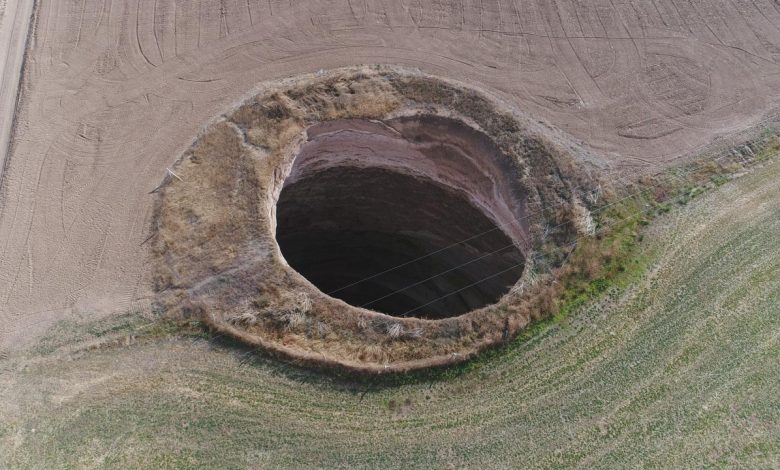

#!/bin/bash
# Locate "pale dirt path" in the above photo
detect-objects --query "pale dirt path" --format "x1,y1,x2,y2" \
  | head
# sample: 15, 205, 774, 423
0, 0, 33, 183
0, 0, 779, 351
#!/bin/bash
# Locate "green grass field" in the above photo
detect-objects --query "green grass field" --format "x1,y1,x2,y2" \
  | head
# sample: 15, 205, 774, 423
2, 158, 779, 469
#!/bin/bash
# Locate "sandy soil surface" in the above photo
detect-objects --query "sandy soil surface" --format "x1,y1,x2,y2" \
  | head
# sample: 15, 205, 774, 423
1, 0, 780, 351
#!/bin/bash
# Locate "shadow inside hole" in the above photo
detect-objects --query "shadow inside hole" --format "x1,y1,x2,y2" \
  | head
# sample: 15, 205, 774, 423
276, 166, 524, 319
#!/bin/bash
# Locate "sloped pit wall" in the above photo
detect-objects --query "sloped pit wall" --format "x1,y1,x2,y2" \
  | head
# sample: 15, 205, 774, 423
275, 116, 529, 318
151, 67, 596, 373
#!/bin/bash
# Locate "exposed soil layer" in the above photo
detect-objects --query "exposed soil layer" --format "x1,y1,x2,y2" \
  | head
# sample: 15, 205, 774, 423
150, 69, 593, 373
276, 117, 527, 318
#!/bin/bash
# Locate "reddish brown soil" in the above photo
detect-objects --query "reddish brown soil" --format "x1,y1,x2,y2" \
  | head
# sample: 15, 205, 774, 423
276, 115, 528, 318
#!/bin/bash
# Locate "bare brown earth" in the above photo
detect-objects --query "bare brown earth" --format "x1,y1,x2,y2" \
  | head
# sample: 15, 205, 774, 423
1, 0, 780, 351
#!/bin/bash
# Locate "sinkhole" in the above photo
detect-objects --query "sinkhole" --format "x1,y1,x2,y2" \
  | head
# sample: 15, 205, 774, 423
275, 115, 529, 319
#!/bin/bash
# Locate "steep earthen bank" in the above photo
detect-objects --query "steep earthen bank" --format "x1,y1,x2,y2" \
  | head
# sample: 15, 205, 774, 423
276, 116, 529, 318
152, 68, 598, 373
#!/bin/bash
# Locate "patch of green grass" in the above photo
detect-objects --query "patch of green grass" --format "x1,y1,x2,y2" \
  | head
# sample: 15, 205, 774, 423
711, 174, 730, 186
158, 130, 780, 387
4, 136, 780, 469
32, 312, 206, 356
755, 134, 780, 162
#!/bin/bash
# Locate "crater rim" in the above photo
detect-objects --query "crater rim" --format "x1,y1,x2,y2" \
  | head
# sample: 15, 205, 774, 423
151, 65, 590, 374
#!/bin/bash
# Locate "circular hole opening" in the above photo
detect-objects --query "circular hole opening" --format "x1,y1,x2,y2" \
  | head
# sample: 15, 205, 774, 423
275, 116, 526, 319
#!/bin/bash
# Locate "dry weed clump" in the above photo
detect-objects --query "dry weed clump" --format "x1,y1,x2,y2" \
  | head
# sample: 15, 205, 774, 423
225, 299, 260, 326
268, 291, 312, 330
229, 93, 307, 152
152, 121, 263, 289
152, 66, 597, 374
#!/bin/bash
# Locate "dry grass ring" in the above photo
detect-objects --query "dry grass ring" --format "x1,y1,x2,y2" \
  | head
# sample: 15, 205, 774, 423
152, 66, 592, 374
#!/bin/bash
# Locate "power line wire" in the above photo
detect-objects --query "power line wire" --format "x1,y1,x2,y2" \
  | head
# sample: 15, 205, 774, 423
363, 145, 780, 316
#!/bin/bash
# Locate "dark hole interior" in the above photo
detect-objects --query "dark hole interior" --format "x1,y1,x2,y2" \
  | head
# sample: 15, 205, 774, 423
275, 166, 525, 319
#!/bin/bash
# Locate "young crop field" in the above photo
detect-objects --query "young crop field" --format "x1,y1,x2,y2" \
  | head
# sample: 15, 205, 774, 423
2, 157, 778, 469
